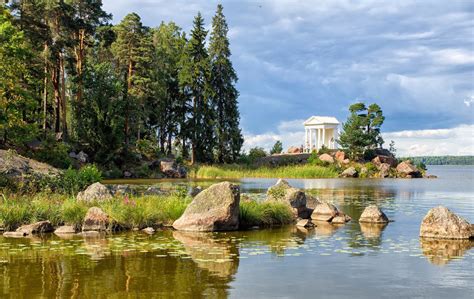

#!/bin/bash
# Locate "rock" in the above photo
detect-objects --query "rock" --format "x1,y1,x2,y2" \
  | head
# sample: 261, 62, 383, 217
305, 195, 321, 209
68, 151, 77, 159
160, 160, 186, 178
145, 186, 166, 195
340, 167, 357, 178
266, 179, 306, 209
335, 151, 345, 162
396, 160, 421, 178
331, 213, 351, 224
82, 207, 110, 232
3, 231, 28, 238
54, 225, 77, 234
319, 153, 334, 163
311, 202, 339, 222
77, 182, 113, 202
16, 221, 54, 235
287, 146, 302, 154
295, 207, 314, 219
123, 171, 133, 178
142, 227, 155, 234
0, 149, 60, 179
76, 151, 88, 163
378, 163, 391, 178
359, 205, 390, 223
372, 155, 397, 168
425, 175, 438, 179
296, 219, 315, 228
172, 182, 240, 231
420, 206, 472, 239
108, 184, 133, 196
342, 159, 350, 165
188, 186, 203, 197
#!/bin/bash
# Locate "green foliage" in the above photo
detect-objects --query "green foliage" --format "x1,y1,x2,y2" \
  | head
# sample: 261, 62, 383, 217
55, 165, 102, 195
239, 200, 293, 227
32, 135, 73, 169
270, 140, 283, 155
317, 145, 331, 155
307, 151, 330, 167
248, 147, 267, 161
61, 199, 88, 228
209, 4, 243, 162
338, 102, 385, 160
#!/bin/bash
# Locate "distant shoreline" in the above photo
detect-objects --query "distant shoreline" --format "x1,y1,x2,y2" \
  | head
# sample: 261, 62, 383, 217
399, 156, 474, 166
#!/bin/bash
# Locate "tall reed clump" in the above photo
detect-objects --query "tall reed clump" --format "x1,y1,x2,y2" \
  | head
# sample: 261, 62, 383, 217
192, 164, 338, 179
239, 200, 293, 228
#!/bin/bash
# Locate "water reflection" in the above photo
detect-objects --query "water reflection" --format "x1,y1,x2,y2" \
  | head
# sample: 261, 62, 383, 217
420, 238, 474, 266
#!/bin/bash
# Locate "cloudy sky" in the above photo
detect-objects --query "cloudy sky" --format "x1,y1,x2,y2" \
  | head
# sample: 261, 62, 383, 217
103, 0, 474, 156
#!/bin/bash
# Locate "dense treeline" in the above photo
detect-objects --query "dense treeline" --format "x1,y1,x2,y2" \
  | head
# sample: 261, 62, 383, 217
0, 1, 242, 169
402, 156, 474, 166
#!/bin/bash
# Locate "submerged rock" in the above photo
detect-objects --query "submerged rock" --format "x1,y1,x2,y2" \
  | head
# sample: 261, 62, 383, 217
173, 182, 240, 231
331, 213, 352, 224
82, 207, 110, 232
311, 202, 338, 222
420, 206, 472, 239
16, 221, 54, 235
142, 227, 155, 234
54, 225, 77, 234
77, 182, 113, 202
296, 218, 315, 228
359, 205, 390, 223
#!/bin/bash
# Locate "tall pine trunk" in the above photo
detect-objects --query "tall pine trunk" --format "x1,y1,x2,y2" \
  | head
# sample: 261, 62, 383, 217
42, 42, 48, 133
60, 52, 67, 138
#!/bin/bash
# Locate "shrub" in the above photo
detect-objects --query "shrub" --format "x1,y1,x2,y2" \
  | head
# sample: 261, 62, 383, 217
61, 199, 88, 227
248, 147, 267, 161
33, 136, 73, 169
55, 164, 102, 194
317, 145, 331, 155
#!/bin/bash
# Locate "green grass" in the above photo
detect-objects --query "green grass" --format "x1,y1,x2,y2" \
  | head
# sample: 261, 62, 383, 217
0, 192, 293, 231
0, 192, 191, 231
191, 164, 339, 179
239, 200, 293, 228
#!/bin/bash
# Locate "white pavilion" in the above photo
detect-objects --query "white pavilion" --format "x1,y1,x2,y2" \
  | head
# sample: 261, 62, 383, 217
303, 116, 339, 153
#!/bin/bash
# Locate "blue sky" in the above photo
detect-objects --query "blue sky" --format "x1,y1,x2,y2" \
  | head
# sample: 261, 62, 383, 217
103, 0, 474, 156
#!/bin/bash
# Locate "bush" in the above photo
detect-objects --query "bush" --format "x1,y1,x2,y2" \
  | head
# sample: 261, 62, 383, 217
55, 164, 102, 195
32, 136, 73, 169
317, 145, 331, 155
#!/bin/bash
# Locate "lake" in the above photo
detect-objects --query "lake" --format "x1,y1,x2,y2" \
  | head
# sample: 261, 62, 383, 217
1, 165, 473, 298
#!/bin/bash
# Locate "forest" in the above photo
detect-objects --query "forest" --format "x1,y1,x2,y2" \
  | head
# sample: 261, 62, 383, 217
0, 1, 242, 171
402, 156, 474, 166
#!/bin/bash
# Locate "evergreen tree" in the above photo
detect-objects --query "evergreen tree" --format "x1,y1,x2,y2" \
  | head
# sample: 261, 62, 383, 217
209, 4, 242, 162
111, 13, 148, 149
338, 102, 385, 160
270, 140, 283, 155
179, 12, 214, 164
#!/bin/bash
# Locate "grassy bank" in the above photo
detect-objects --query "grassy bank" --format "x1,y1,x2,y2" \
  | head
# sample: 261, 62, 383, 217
0, 193, 294, 232
190, 164, 339, 179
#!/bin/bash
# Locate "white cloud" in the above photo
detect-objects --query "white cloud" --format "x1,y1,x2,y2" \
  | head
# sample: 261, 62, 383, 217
383, 124, 474, 156
464, 95, 474, 107
243, 119, 305, 151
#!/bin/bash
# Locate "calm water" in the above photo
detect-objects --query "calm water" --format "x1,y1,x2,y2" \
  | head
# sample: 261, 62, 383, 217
1, 165, 473, 298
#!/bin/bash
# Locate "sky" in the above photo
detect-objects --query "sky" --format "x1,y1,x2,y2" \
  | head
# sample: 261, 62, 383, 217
103, 0, 474, 156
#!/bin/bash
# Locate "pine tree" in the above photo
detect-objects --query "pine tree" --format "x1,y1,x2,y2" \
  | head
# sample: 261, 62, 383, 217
179, 12, 214, 164
209, 4, 243, 163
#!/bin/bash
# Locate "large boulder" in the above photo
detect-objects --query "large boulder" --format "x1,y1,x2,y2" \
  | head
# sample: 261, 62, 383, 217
311, 202, 338, 222
340, 167, 357, 178
319, 153, 334, 163
266, 179, 306, 209
372, 155, 397, 168
160, 160, 186, 178
420, 206, 473, 239
359, 205, 390, 223
396, 160, 421, 178
335, 151, 345, 162
0, 149, 60, 179
82, 207, 110, 232
77, 182, 113, 202
173, 182, 240, 231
